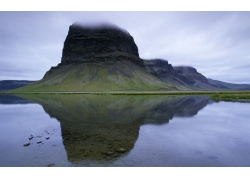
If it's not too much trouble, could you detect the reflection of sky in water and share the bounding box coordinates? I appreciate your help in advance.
[0,104,72,167]
[116,102,250,166]
[1,95,250,167]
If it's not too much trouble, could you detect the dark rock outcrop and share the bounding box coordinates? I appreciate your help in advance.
[143,59,218,90]
[61,23,142,66]
[174,66,208,85]
[143,59,174,78]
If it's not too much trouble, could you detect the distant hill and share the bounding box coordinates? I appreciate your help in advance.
[208,78,250,90]
[0,80,37,91]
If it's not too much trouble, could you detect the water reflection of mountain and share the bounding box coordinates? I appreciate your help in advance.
[0,94,35,104]
[17,94,209,163]
[144,96,210,124]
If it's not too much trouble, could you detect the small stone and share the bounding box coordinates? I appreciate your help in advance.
[116,147,127,153]
[45,137,50,140]
[106,151,114,156]
[37,141,42,144]
[47,163,55,167]
[23,142,30,146]
[29,136,33,140]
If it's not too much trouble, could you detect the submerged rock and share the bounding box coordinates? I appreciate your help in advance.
[28,135,34,140]
[23,142,30,146]
[106,151,114,156]
[47,163,55,167]
[116,147,127,153]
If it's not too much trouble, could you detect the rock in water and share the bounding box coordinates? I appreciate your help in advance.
[61,23,140,64]
[47,163,55,167]
[116,147,127,153]
[28,135,34,140]
[106,151,114,156]
[23,142,30,146]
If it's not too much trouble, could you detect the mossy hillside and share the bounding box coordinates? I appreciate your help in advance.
[13,61,176,92]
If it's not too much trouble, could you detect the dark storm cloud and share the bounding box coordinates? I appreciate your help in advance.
[0,11,249,83]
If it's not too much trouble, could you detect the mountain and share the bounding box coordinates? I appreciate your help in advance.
[0,80,37,91]
[8,23,250,92]
[13,23,176,92]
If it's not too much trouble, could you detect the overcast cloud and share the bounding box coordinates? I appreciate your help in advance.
[0,11,250,84]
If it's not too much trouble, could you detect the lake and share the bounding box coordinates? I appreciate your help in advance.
[0,94,250,167]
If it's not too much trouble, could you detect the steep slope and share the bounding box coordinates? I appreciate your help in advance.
[13,23,176,92]
[143,59,190,90]
[173,66,219,90]
[143,59,218,90]
[17,61,175,91]
[61,23,140,64]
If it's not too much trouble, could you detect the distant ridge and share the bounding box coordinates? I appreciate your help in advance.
[208,78,250,90]
[0,80,37,91]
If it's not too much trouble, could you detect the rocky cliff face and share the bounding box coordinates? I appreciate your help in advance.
[173,66,209,85]
[143,59,217,90]
[143,59,173,78]
[61,23,142,66]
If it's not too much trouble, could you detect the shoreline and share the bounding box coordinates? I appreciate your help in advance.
[0,90,250,99]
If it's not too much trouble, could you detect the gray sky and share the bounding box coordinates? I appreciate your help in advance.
[0,11,250,84]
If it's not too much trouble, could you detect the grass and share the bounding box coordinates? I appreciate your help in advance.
[2,89,250,103]
[2,90,250,96]
[210,92,250,102]
[4,61,176,92]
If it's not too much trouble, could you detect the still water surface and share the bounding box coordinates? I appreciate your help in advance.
[0,94,250,167]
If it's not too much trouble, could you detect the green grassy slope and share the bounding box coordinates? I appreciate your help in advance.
[13,61,177,92]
